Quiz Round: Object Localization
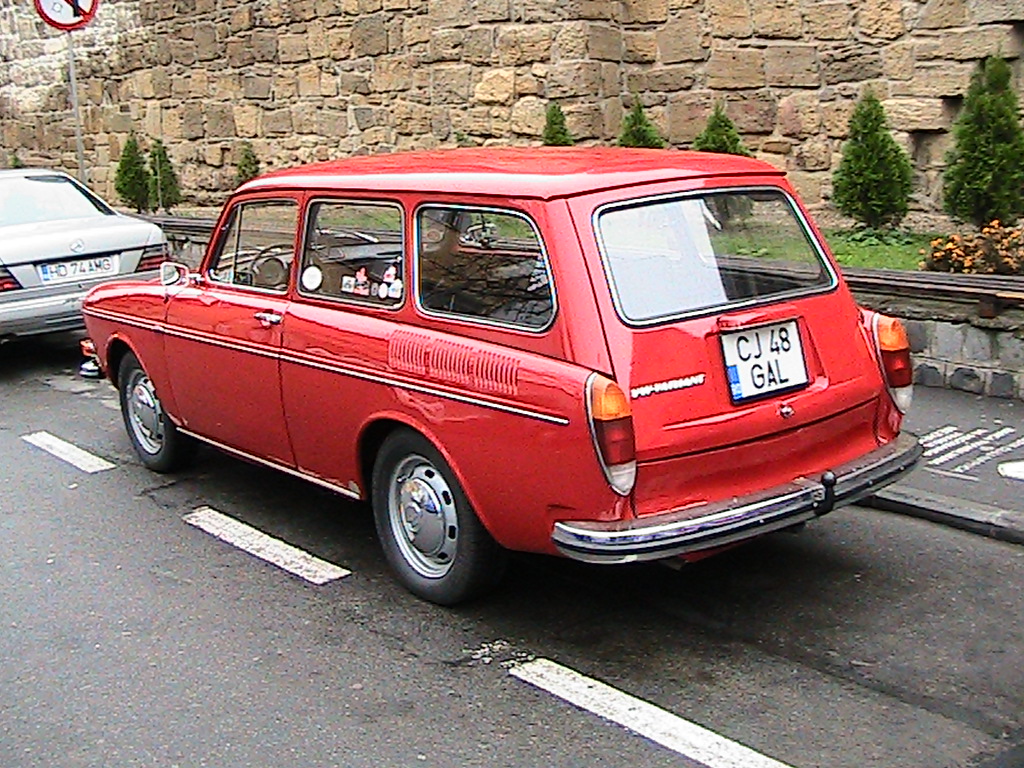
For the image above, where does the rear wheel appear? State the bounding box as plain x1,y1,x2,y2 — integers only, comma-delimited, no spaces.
118,352,193,472
372,429,506,605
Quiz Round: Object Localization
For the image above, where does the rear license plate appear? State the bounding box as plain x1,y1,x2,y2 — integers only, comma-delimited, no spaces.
38,255,119,284
721,319,808,402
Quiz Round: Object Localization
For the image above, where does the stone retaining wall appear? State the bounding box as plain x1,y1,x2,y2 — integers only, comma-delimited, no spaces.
2,0,1024,212
855,293,1024,400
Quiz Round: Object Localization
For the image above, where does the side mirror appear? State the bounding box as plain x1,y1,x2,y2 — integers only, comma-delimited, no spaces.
160,261,189,286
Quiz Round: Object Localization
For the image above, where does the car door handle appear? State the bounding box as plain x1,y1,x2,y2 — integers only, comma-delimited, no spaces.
254,310,283,327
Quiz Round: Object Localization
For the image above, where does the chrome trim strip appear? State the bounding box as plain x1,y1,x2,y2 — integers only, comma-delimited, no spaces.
281,349,570,425
85,307,569,426
552,433,923,564
177,427,362,500
83,306,162,333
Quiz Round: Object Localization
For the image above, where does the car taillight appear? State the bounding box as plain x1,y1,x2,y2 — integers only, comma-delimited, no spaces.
586,373,636,496
0,266,20,291
136,243,170,272
871,312,913,413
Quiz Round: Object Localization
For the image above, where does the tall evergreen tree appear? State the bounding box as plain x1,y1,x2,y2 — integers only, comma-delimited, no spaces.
692,103,751,156
115,134,150,213
618,99,665,148
832,92,913,229
943,56,1024,227
148,138,182,212
542,102,575,146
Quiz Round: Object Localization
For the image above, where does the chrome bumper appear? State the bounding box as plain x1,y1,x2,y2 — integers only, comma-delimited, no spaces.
552,433,923,564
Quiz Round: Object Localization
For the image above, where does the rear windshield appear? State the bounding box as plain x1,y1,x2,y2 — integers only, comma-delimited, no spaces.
595,188,834,325
0,174,113,227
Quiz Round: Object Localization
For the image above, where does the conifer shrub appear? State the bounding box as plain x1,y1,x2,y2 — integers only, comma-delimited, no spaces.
9,151,24,169
618,99,665,149
542,102,574,146
148,138,182,212
115,134,150,212
692,103,751,156
943,56,1024,228
832,92,913,230
235,141,261,186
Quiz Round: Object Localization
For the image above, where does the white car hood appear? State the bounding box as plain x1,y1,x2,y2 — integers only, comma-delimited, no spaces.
0,214,165,266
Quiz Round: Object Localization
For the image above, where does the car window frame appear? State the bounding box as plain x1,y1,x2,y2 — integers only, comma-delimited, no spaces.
592,185,840,328
412,202,558,334
204,196,300,296
296,196,407,312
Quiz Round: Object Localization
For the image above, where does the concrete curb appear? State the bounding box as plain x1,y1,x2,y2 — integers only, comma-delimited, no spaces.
866,487,1024,547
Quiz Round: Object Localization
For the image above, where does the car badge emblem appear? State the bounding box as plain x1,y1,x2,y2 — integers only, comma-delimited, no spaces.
779,403,795,419
69,238,85,254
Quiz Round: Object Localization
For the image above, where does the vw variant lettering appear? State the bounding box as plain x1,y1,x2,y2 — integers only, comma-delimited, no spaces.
81,148,922,605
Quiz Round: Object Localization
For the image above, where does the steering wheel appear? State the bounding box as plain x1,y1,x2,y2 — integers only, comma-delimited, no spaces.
251,243,292,290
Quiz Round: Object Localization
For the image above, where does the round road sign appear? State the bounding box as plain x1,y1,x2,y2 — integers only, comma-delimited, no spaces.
34,0,99,31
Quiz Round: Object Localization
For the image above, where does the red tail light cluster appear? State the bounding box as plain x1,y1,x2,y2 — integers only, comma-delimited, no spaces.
587,373,637,495
0,266,21,292
868,312,913,412
136,243,170,272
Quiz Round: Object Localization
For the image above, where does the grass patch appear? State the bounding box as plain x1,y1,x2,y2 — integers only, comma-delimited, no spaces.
823,229,937,271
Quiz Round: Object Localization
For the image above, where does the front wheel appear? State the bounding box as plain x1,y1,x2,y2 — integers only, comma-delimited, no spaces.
118,352,194,472
372,429,507,605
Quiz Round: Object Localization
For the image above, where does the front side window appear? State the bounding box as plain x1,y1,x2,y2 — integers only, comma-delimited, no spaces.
596,189,834,325
416,206,554,330
208,199,298,292
299,200,404,305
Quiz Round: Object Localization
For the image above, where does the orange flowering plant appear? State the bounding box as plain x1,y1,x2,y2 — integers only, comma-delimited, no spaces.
921,220,1024,275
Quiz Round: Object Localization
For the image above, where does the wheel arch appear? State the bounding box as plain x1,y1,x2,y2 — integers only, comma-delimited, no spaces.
356,415,501,541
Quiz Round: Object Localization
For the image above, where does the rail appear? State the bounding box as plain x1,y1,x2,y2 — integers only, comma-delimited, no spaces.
147,215,1024,315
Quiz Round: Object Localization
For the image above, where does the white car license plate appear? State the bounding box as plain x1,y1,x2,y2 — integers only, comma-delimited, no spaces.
38,255,119,284
721,319,808,402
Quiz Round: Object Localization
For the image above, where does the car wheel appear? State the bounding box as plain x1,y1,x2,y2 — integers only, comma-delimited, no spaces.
118,352,193,472
372,429,507,605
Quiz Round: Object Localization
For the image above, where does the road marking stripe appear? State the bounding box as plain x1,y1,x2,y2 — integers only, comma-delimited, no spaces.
999,460,1024,481
924,467,979,481
924,428,988,459
929,427,1016,467
955,435,1024,474
183,506,351,585
21,431,115,473
510,658,794,768
919,425,957,445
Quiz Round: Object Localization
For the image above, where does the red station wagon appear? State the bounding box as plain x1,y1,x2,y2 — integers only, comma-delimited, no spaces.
81,148,922,604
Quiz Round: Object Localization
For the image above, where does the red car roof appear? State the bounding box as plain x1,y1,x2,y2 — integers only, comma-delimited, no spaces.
240,147,784,200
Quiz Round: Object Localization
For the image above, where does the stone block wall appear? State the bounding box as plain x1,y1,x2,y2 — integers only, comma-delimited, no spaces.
2,0,1024,209
856,294,1024,400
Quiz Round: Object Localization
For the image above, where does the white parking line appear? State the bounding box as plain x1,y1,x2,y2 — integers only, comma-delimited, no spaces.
510,658,794,768
21,431,115,473
183,506,351,585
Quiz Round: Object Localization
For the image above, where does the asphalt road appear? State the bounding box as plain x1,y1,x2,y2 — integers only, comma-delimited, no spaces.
2,333,1023,768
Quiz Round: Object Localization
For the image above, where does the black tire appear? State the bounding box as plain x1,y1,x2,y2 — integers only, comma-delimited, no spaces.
118,352,194,472
371,429,507,605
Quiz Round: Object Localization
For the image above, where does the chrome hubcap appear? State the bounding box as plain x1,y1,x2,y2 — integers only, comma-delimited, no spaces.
127,372,164,455
389,456,458,579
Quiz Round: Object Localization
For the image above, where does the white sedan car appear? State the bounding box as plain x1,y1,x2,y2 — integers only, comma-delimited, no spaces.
0,169,167,339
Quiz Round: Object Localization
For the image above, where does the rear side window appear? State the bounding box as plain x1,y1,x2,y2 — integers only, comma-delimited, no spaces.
300,200,404,306
208,200,298,292
416,206,554,330
596,189,834,325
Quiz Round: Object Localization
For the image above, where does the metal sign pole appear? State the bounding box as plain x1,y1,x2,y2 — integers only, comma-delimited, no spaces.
66,31,88,185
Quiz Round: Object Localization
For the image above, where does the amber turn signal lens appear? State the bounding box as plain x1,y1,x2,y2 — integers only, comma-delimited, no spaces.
589,376,631,421
876,315,909,352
